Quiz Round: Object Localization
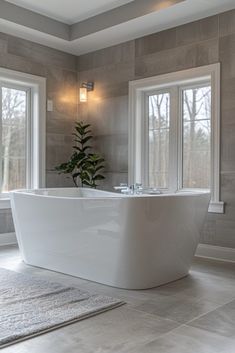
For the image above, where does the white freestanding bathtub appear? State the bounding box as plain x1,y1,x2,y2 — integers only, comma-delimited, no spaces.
10,188,210,289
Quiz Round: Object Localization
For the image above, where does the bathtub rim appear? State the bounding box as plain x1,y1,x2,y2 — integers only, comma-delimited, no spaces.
10,187,211,202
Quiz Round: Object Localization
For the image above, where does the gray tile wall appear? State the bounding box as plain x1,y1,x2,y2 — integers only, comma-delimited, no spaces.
1,10,235,248
0,33,78,234
77,10,235,248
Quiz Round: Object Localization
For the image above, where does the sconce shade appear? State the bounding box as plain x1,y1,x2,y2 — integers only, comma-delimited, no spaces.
80,82,94,102
80,87,87,102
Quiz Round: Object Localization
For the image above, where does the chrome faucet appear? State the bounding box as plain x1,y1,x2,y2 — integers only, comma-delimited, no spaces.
135,183,143,194
114,183,143,195
113,183,128,192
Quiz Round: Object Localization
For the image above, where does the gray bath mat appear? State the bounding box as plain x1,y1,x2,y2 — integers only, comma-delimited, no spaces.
0,268,124,348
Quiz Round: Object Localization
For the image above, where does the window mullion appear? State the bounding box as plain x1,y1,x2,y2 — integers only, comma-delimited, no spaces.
143,92,149,186
26,88,32,189
178,86,183,191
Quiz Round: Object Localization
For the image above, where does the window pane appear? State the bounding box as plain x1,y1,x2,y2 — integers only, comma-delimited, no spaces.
1,87,27,192
182,86,211,189
148,93,170,188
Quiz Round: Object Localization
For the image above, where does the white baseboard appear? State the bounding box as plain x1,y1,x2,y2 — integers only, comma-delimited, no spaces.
0,232,17,246
196,243,235,263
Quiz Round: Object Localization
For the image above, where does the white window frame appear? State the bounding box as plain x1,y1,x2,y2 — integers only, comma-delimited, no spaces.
0,67,46,209
128,63,224,214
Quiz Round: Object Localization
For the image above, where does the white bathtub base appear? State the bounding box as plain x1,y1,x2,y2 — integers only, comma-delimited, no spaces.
11,188,210,290
22,249,191,290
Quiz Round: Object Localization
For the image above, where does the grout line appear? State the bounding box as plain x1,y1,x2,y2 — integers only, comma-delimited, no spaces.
148,323,187,340
135,36,219,60
124,306,188,341
185,296,235,326
1,247,235,338
125,305,180,324
125,295,235,345
126,301,218,327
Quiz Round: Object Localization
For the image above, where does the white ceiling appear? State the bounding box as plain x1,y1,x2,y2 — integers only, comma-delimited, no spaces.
1,0,235,56
5,0,134,24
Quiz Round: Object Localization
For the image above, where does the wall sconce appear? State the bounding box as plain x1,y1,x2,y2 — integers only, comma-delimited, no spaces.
80,82,94,102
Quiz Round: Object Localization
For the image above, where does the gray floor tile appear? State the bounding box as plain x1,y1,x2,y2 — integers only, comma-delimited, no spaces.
0,245,234,353
127,325,235,353
132,295,220,324
189,300,235,338
147,270,235,305
2,306,179,353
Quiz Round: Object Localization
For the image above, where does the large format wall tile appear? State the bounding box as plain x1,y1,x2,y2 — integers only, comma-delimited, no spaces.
215,220,235,248
93,134,128,173
0,210,14,234
7,36,77,71
221,78,235,112
135,39,218,80
195,38,219,66
220,173,235,211
176,16,218,47
46,171,75,188
221,123,235,172
79,61,135,99
201,216,217,244
219,9,235,37
80,95,128,136
1,10,235,248
220,107,235,127
135,44,197,78
46,67,78,97
78,41,135,71
214,172,235,248
46,133,73,171
77,10,235,249
0,32,78,234
219,34,235,79
0,52,47,77
99,172,128,191
46,112,75,135
135,28,177,57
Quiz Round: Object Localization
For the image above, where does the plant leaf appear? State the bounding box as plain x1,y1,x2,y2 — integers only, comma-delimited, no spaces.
93,174,105,180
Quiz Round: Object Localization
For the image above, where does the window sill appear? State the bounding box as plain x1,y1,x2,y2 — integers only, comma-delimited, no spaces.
208,201,224,214
0,198,11,209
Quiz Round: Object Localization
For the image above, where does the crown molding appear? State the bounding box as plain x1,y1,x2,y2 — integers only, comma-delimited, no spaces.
0,0,70,40
0,0,184,42
0,0,235,55
70,0,184,40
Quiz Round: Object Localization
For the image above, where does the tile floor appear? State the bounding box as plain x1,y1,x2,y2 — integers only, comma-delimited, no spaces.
0,245,234,353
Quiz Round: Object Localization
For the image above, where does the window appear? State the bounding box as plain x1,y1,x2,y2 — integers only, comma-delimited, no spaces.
181,85,211,190
1,85,28,192
148,91,170,189
0,68,46,207
129,64,224,213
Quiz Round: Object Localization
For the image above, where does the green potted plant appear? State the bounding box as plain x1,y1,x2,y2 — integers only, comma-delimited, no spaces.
55,121,105,188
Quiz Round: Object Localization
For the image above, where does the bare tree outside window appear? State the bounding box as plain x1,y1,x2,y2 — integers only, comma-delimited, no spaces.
182,86,211,189
148,85,211,190
1,87,27,192
148,93,170,188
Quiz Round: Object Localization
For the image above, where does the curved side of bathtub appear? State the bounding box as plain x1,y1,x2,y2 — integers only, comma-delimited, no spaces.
10,191,210,289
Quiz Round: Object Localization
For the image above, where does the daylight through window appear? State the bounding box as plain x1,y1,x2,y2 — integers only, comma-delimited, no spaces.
147,82,211,191
0,86,28,192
